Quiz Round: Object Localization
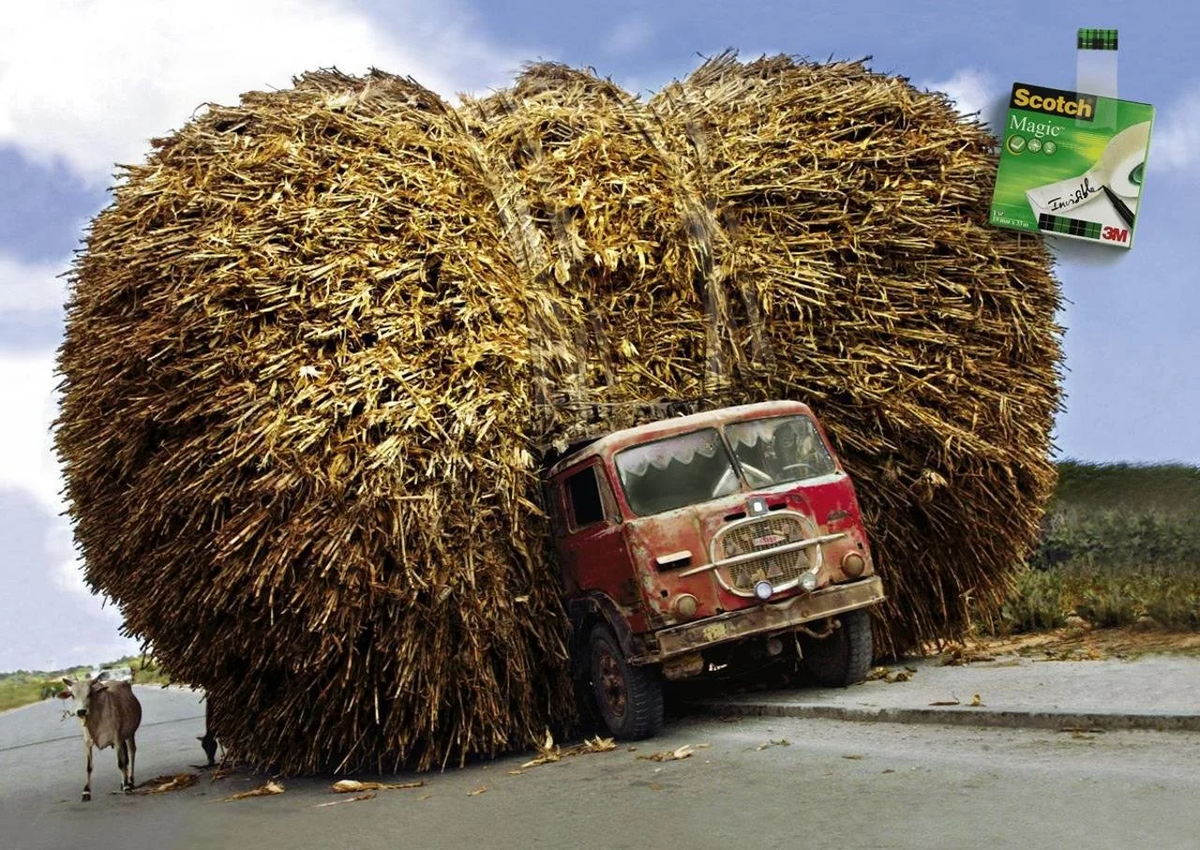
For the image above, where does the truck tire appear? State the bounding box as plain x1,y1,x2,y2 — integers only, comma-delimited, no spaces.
589,626,664,740
801,608,873,687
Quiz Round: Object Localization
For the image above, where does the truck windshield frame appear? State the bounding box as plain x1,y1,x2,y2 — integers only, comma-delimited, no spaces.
724,414,838,488
614,427,741,517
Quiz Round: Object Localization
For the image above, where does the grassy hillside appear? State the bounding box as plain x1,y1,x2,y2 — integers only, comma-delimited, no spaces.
1033,461,1200,570
998,461,1200,634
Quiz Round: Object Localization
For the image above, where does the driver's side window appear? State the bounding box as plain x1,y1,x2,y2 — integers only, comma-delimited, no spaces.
564,465,608,531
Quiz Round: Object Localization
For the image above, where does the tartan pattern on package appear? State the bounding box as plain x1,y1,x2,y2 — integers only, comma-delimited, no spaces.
1077,29,1119,50
1037,213,1102,240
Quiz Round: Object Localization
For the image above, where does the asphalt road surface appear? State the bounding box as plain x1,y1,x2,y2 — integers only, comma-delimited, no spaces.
2,687,1198,850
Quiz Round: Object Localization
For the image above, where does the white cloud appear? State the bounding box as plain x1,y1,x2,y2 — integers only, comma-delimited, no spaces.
924,68,998,119
0,353,63,514
0,353,134,670
1153,86,1200,173
0,253,68,316
0,0,526,186
0,353,80,554
604,16,654,55
0,352,105,603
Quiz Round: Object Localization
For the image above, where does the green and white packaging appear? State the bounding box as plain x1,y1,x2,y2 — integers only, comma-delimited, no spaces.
989,83,1154,248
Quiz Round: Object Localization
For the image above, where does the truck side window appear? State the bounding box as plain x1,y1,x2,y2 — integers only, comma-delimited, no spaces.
565,465,605,530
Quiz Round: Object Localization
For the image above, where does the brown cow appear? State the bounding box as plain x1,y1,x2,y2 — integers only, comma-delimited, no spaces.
60,672,142,801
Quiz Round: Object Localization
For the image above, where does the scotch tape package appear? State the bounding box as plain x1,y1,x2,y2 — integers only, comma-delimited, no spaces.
989,82,1154,248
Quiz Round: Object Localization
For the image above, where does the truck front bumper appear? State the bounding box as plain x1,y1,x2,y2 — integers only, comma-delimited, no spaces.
644,575,885,662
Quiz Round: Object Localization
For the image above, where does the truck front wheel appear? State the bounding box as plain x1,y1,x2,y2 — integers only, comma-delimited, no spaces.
589,626,664,740
801,608,874,687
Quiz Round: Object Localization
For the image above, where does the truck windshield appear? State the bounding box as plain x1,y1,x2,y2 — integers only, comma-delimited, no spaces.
725,415,837,487
615,428,740,516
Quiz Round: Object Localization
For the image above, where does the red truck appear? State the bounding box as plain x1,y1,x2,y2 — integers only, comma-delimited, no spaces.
545,400,885,739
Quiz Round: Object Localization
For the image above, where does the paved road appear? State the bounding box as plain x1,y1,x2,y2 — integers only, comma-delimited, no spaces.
2,687,1199,850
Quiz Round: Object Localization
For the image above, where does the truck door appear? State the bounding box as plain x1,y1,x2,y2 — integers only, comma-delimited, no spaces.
556,463,641,622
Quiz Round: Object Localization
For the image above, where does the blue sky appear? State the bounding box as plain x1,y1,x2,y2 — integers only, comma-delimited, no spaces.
1,0,1197,671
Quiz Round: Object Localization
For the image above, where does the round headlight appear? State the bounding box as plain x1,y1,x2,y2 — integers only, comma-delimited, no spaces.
754,580,774,601
842,552,866,578
674,594,699,620
800,571,819,592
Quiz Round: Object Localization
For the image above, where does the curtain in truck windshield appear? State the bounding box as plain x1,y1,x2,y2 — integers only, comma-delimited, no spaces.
725,415,837,487
616,428,739,516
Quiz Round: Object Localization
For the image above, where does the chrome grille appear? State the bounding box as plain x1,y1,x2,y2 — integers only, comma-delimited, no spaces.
715,514,816,593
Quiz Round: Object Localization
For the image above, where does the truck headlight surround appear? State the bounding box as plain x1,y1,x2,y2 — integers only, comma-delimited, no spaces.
673,593,699,619
800,571,819,592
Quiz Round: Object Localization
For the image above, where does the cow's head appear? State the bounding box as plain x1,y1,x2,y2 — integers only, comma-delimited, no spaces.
60,672,108,718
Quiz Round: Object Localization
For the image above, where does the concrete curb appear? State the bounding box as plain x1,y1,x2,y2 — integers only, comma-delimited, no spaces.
690,700,1200,732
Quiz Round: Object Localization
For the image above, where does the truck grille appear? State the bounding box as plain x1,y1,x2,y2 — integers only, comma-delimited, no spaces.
715,514,817,594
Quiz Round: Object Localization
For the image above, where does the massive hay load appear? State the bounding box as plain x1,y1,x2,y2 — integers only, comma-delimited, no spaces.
56,55,1061,773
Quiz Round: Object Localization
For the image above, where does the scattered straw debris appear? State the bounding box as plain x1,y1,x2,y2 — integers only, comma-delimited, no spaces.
313,792,377,808
941,647,997,666
929,698,962,706
521,730,617,769
467,785,488,797
208,762,241,783
134,774,198,794
866,666,915,683
222,780,284,802
638,744,708,762
755,739,792,751
969,694,984,707
331,780,424,794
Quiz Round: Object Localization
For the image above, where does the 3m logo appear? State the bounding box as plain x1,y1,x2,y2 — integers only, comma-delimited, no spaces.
1102,225,1130,243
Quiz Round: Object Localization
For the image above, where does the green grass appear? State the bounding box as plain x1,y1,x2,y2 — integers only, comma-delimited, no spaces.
1033,461,1200,571
0,667,90,712
1052,461,1200,514
989,460,1200,636
0,676,61,713
998,564,1200,634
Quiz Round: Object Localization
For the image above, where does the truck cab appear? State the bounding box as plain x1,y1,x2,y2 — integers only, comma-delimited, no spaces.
545,400,885,739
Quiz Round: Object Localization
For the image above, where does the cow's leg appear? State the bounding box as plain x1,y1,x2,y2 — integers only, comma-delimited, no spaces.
82,741,92,802
200,699,217,766
117,739,130,792
199,730,217,766
126,736,137,791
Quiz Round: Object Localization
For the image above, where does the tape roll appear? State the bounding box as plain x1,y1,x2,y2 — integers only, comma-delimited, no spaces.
1098,122,1151,198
